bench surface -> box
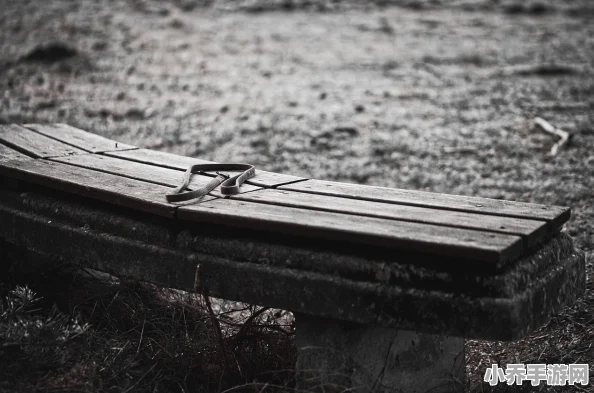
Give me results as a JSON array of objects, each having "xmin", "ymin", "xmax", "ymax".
[
  {"xmin": 0, "ymin": 124, "xmax": 585, "ymax": 341},
  {"xmin": 0, "ymin": 124, "xmax": 570, "ymax": 270}
]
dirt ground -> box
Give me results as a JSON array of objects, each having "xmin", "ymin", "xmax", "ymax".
[{"xmin": 1, "ymin": 0, "xmax": 593, "ymax": 392}]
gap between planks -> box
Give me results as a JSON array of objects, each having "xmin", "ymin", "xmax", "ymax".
[
  {"xmin": 104, "ymin": 148, "xmax": 307, "ymax": 188},
  {"xmin": 0, "ymin": 159, "xmax": 180, "ymax": 217},
  {"xmin": 46, "ymin": 154, "xmax": 239, "ymax": 200},
  {"xmin": 278, "ymin": 180, "xmax": 570, "ymax": 231},
  {"xmin": 23, "ymin": 123, "xmax": 137, "ymax": 154},
  {"xmin": 223, "ymin": 188, "xmax": 549, "ymax": 248},
  {"xmin": 3, "ymin": 124, "xmax": 305, "ymax": 189},
  {"xmin": 0, "ymin": 141, "xmax": 33, "ymax": 162},
  {"xmin": 0, "ymin": 125, "xmax": 85, "ymax": 159},
  {"xmin": 177, "ymin": 197, "xmax": 525, "ymax": 267}
]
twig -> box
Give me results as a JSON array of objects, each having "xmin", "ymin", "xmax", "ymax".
[
  {"xmin": 533, "ymin": 117, "xmax": 570, "ymax": 156},
  {"xmin": 203, "ymin": 291, "xmax": 230, "ymax": 370},
  {"xmin": 231, "ymin": 307, "xmax": 271, "ymax": 349},
  {"xmin": 218, "ymin": 320, "xmax": 294, "ymax": 336},
  {"xmin": 502, "ymin": 64, "xmax": 582, "ymax": 77},
  {"xmin": 136, "ymin": 318, "xmax": 146, "ymax": 354},
  {"xmin": 370, "ymin": 331, "xmax": 397, "ymax": 392},
  {"xmin": 1, "ymin": 342, "xmax": 21, "ymax": 349},
  {"xmin": 220, "ymin": 382, "xmax": 312, "ymax": 393},
  {"xmin": 122, "ymin": 362, "xmax": 157, "ymax": 393}
]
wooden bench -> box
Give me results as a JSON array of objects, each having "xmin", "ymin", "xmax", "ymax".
[{"xmin": 0, "ymin": 124, "xmax": 586, "ymax": 393}]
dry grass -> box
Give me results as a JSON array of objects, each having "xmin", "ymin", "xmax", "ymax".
[
  {"xmin": 0, "ymin": 267, "xmax": 296, "ymax": 393},
  {"xmin": 466, "ymin": 273, "xmax": 594, "ymax": 393},
  {"xmin": 0, "ymin": 241, "xmax": 592, "ymax": 393},
  {"xmin": 2, "ymin": 260, "xmax": 592, "ymax": 393}
]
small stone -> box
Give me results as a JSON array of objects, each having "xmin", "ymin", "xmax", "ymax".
[
  {"xmin": 21, "ymin": 42, "xmax": 78, "ymax": 64},
  {"xmin": 355, "ymin": 104, "xmax": 365, "ymax": 113},
  {"xmin": 169, "ymin": 18, "xmax": 185, "ymax": 29},
  {"xmin": 528, "ymin": 1, "xmax": 549, "ymax": 14},
  {"xmin": 36, "ymin": 100, "xmax": 56, "ymax": 109},
  {"xmin": 334, "ymin": 126, "xmax": 359, "ymax": 137},
  {"xmin": 92, "ymin": 41, "xmax": 108, "ymax": 51},
  {"xmin": 157, "ymin": 7, "xmax": 170, "ymax": 16},
  {"xmin": 126, "ymin": 108, "xmax": 145, "ymax": 119},
  {"xmin": 503, "ymin": 2, "xmax": 525, "ymax": 14}
]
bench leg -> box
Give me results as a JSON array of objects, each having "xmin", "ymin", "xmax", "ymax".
[{"xmin": 295, "ymin": 313, "xmax": 465, "ymax": 393}]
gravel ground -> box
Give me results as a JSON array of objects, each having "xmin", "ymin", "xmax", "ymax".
[{"xmin": 1, "ymin": 0, "xmax": 593, "ymax": 391}]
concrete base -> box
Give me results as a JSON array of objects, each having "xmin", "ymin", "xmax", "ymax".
[{"xmin": 295, "ymin": 313, "xmax": 465, "ymax": 393}]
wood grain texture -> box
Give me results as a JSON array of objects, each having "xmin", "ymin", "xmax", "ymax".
[
  {"xmin": 0, "ymin": 159, "xmax": 186, "ymax": 217},
  {"xmin": 107, "ymin": 148, "xmax": 306, "ymax": 188},
  {"xmin": 178, "ymin": 198, "xmax": 524, "ymax": 266},
  {"xmin": 0, "ymin": 124, "xmax": 86, "ymax": 158},
  {"xmin": 107, "ymin": 148, "xmax": 212, "ymax": 168},
  {"xmin": 51, "ymin": 154, "xmax": 260, "ymax": 197},
  {"xmin": 24, "ymin": 123, "xmax": 136, "ymax": 153},
  {"xmin": 0, "ymin": 143, "xmax": 30, "ymax": 162},
  {"xmin": 280, "ymin": 180, "xmax": 570, "ymax": 230},
  {"xmin": 0, "ymin": 124, "xmax": 566, "ymax": 265},
  {"xmin": 230, "ymin": 189, "xmax": 548, "ymax": 247}
]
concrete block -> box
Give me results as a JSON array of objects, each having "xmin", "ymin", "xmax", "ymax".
[{"xmin": 295, "ymin": 313, "xmax": 465, "ymax": 393}]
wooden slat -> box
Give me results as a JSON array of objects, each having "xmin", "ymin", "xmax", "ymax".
[
  {"xmin": 0, "ymin": 159, "xmax": 190, "ymax": 217},
  {"xmin": 178, "ymin": 198, "xmax": 524, "ymax": 266},
  {"xmin": 0, "ymin": 124, "xmax": 86, "ymax": 158},
  {"xmin": 51, "ymin": 154, "xmax": 260, "ymax": 197},
  {"xmin": 230, "ymin": 189, "xmax": 548, "ymax": 247},
  {"xmin": 106, "ymin": 148, "xmax": 212, "ymax": 167},
  {"xmin": 107, "ymin": 149, "xmax": 306, "ymax": 188},
  {"xmin": 24, "ymin": 123, "xmax": 136, "ymax": 153},
  {"xmin": 0, "ymin": 143, "xmax": 30, "ymax": 162},
  {"xmin": 280, "ymin": 180, "xmax": 570, "ymax": 230}
]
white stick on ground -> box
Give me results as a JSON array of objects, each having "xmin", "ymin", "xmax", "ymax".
[{"xmin": 533, "ymin": 117, "xmax": 570, "ymax": 156}]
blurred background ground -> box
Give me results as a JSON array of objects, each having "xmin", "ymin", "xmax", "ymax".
[{"xmin": 0, "ymin": 0, "xmax": 593, "ymax": 392}]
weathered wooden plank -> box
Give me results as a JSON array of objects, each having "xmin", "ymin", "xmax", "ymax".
[
  {"xmin": 51, "ymin": 154, "xmax": 260, "ymax": 197},
  {"xmin": 230, "ymin": 189, "xmax": 548, "ymax": 247},
  {"xmin": 106, "ymin": 148, "xmax": 212, "ymax": 167},
  {"xmin": 178, "ymin": 198, "xmax": 524, "ymax": 266},
  {"xmin": 52, "ymin": 154, "xmax": 260, "ymax": 197},
  {"xmin": 280, "ymin": 180, "xmax": 570, "ymax": 230},
  {"xmin": 0, "ymin": 159, "xmax": 191, "ymax": 217},
  {"xmin": 24, "ymin": 123, "xmax": 136, "ymax": 153},
  {"xmin": 107, "ymin": 148, "xmax": 306, "ymax": 188},
  {"xmin": 0, "ymin": 124, "xmax": 86, "ymax": 158},
  {"xmin": 0, "ymin": 143, "xmax": 30, "ymax": 162}
]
